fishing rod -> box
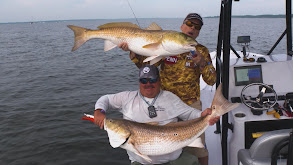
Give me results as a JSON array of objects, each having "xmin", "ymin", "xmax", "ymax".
[{"xmin": 126, "ymin": 0, "xmax": 141, "ymax": 27}]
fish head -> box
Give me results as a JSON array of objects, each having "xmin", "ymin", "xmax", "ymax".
[
  {"xmin": 161, "ymin": 32, "xmax": 198, "ymax": 54},
  {"xmin": 104, "ymin": 118, "xmax": 131, "ymax": 148}
]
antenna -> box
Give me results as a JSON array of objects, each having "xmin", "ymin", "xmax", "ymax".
[
  {"xmin": 237, "ymin": 36, "xmax": 251, "ymax": 57},
  {"xmin": 126, "ymin": 0, "xmax": 141, "ymax": 27}
]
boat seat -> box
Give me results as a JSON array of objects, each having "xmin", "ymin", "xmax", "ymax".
[{"xmin": 238, "ymin": 129, "xmax": 291, "ymax": 165}]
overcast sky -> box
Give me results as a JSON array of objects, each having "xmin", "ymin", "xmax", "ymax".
[{"xmin": 0, "ymin": 0, "xmax": 286, "ymax": 23}]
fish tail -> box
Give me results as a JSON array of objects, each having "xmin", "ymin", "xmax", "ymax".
[
  {"xmin": 67, "ymin": 25, "xmax": 90, "ymax": 51},
  {"xmin": 211, "ymin": 84, "xmax": 240, "ymax": 116}
]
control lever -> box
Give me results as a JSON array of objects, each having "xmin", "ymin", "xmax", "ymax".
[
  {"xmin": 266, "ymin": 103, "xmax": 283, "ymax": 119},
  {"xmin": 287, "ymin": 102, "xmax": 293, "ymax": 113},
  {"xmin": 284, "ymin": 92, "xmax": 293, "ymax": 113}
]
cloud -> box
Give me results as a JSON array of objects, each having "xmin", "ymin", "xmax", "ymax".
[
  {"xmin": 233, "ymin": 0, "xmax": 285, "ymax": 15},
  {"xmin": 0, "ymin": 0, "xmax": 286, "ymax": 23}
]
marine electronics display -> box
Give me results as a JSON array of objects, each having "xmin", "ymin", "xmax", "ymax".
[{"xmin": 234, "ymin": 65, "xmax": 263, "ymax": 86}]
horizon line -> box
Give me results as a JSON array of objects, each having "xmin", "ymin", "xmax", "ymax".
[{"xmin": 0, "ymin": 14, "xmax": 290, "ymax": 24}]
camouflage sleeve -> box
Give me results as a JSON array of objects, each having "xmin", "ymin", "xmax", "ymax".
[
  {"xmin": 130, "ymin": 52, "xmax": 147, "ymax": 69},
  {"xmin": 200, "ymin": 47, "xmax": 217, "ymax": 86}
]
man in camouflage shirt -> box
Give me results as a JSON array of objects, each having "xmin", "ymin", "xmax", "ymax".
[{"xmin": 119, "ymin": 13, "xmax": 216, "ymax": 165}]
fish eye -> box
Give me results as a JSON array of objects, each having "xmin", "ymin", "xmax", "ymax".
[{"xmin": 173, "ymin": 133, "xmax": 178, "ymax": 136}]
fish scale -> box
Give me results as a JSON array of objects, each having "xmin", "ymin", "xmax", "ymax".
[{"xmin": 118, "ymin": 116, "xmax": 209, "ymax": 155}]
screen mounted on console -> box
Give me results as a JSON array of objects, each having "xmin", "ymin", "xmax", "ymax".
[{"xmin": 234, "ymin": 65, "xmax": 263, "ymax": 86}]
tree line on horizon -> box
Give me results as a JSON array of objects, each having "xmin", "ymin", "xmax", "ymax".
[{"xmin": 206, "ymin": 14, "xmax": 291, "ymax": 18}]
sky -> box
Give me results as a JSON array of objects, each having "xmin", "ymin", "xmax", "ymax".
[{"xmin": 0, "ymin": 0, "xmax": 286, "ymax": 23}]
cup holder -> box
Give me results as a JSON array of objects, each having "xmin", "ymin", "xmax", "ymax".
[{"xmin": 235, "ymin": 113, "xmax": 246, "ymax": 118}]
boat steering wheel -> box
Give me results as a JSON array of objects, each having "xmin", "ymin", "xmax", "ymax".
[{"xmin": 240, "ymin": 83, "xmax": 278, "ymax": 110}]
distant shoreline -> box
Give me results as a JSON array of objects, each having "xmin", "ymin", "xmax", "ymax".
[
  {"xmin": 206, "ymin": 14, "xmax": 291, "ymax": 18},
  {"xmin": 0, "ymin": 14, "xmax": 291, "ymax": 24}
]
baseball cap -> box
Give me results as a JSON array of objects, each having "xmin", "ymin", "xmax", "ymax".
[
  {"xmin": 139, "ymin": 64, "xmax": 159, "ymax": 79},
  {"xmin": 184, "ymin": 13, "xmax": 204, "ymax": 25}
]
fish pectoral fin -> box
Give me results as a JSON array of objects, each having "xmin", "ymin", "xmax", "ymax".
[
  {"xmin": 134, "ymin": 149, "xmax": 152, "ymax": 163},
  {"xmin": 107, "ymin": 129, "xmax": 130, "ymax": 148},
  {"xmin": 108, "ymin": 136, "xmax": 127, "ymax": 148},
  {"xmin": 143, "ymin": 56, "xmax": 162, "ymax": 65},
  {"xmin": 129, "ymin": 141, "xmax": 152, "ymax": 163},
  {"xmin": 144, "ymin": 22, "xmax": 162, "ymax": 30},
  {"xmin": 138, "ymin": 154, "xmax": 152, "ymax": 163},
  {"xmin": 150, "ymin": 57, "xmax": 163, "ymax": 65},
  {"xmin": 104, "ymin": 40, "xmax": 117, "ymax": 51},
  {"xmin": 187, "ymin": 137, "xmax": 204, "ymax": 148},
  {"xmin": 142, "ymin": 42, "xmax": 161, "ymax": 50}
]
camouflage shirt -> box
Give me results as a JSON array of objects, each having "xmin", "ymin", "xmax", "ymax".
[{"xmin": 131, "ymin": 44, "xmax": 216, "ymax": 105}]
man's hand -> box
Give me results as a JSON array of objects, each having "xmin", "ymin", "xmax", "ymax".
[
  {"xmin": 201, "ymin": 108, "xmax": 220, "ymax": 125},
  {"xmin": 118, "ymin": 42, "xmax": 136, "ymax": 59},
  {"xmin": 118, "ymin": 42, "xmax": 130, "ymax": 51},
  {"xmin": 192, "ymin": 51, "xmax": 207, "ymax": 70},
  {"xmin": 94, "ymin": 109, "xmax": 106, "ymax": 129}
]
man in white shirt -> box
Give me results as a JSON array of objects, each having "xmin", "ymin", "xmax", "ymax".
[{"xmin": 94, "ymin": 64, "xmax": 219, "ymax": 165}]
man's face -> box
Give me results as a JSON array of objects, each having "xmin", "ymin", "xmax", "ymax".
[
  {"xmin": 139, "ymin": 78, "xmax": 161, "ymax": 98},
  {"xmin": 181, "ymin": 19, "xmax": 202, "ymax": 39}
]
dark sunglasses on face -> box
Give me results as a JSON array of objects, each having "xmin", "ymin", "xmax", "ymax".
[
  {"xmin": 139, "ymin": 78, "xmax": 158, "ymax": 84},
  {"xmin": 184, "ymin": 21, "xmax": 202, "ymax": 30}
]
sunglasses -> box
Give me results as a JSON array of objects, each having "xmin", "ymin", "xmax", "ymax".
[
  {"xmin": 184, "ymin": 21, "xmax": 202, "ymax": 30},
  {"xmin": 139, "ymin": 78, "xmax": 158, "ymax": 84}
]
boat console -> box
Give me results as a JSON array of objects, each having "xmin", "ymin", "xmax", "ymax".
[{"xmin": 227, "ymin": 54, "xmax": 293, "ymax": 165}]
